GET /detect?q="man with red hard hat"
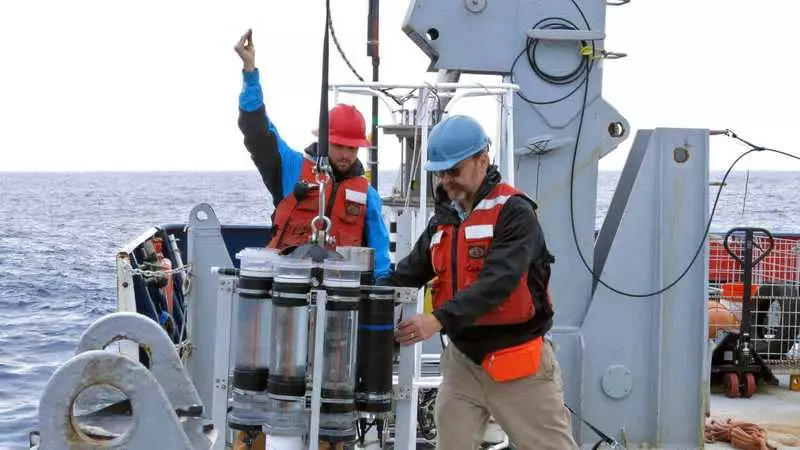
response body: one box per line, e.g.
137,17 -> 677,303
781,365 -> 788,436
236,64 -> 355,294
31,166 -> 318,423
234,29 -> 390,277
232,28 -> 391,450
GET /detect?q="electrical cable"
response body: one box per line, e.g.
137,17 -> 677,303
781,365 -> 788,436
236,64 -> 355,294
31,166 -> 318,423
561,1 -> 800,298
509,0 -> 595,105
741,169 -> 750,217
514,0 -> 800,298
568,62 -> 800,297
328,4 -> 415,106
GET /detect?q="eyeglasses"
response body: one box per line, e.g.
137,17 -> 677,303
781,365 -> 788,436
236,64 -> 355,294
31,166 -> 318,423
433,165 -> 464,179
432,152 -> 483,178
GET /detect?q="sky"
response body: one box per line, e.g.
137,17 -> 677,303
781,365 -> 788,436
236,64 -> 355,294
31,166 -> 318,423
0,0 -> 799,172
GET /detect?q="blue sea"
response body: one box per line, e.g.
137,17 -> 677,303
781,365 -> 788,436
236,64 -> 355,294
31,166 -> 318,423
1,169 -> 798,448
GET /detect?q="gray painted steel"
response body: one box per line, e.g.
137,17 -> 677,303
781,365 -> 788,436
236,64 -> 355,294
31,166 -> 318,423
76,311 -> 204,415
185,203 -> 235,426
35,350 -> 210,449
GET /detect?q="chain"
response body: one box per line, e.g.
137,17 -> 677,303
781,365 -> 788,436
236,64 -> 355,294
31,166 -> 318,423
126,262 -> 193,280
117,258 -> 195,365
119,259 -> 193,296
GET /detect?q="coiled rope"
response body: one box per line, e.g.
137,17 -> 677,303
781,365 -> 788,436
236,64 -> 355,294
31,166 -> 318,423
704,418 -> 775,450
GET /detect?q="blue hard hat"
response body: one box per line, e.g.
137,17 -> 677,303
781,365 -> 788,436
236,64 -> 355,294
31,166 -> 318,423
424,115 -> 490,172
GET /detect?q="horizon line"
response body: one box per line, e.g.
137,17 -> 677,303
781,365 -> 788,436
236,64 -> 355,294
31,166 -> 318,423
1,168 -> 796,174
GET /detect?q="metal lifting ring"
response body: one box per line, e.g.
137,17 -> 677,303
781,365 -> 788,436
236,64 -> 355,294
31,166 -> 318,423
310,215 -> 332,233
315,168 -> 331,185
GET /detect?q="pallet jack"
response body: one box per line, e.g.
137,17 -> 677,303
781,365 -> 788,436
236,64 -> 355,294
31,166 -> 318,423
710,227 -> 779,398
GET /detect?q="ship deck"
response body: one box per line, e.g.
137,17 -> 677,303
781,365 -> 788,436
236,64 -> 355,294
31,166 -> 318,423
706,375 -> 799,449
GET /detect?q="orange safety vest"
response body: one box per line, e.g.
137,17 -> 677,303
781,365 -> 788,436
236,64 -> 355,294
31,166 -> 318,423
430,182 -> 548,326
269,158 -> 369,250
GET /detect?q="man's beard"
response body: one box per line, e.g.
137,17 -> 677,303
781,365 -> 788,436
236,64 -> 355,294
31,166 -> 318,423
332,161 -> 351,173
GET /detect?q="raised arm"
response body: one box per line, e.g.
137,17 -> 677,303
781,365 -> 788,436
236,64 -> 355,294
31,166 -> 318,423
234,29 -> 305,205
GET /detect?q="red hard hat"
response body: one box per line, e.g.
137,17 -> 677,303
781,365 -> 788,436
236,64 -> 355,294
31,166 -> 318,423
313,104 -> 371,148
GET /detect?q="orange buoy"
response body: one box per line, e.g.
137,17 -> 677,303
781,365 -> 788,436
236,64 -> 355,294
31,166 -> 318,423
708,300 -> 739,340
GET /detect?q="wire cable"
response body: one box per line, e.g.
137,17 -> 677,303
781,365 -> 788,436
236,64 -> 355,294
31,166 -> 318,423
560,0 -> 800,298
509,0 -> 595,105
327,4 -> 415,106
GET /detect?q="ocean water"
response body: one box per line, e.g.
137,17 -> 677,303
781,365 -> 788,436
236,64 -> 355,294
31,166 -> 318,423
1,169 -> 798,448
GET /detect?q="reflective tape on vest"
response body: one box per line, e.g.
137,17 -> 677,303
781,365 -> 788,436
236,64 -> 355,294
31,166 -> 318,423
430,230 -> 443,248
429,183 -> 537,326
464,224 -> 494,240
345,188 -> 367,204
473,195 -> 512,211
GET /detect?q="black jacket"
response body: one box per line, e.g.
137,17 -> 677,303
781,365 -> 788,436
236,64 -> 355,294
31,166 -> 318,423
380,167 -> 554,365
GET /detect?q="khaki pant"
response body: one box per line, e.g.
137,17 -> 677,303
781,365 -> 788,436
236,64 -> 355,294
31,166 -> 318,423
434,340 -> 578,450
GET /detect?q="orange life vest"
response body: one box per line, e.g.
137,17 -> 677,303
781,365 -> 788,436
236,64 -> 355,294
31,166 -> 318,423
150,237 -> 174,316
429,182 -> 548,326
269,158 -> 369,250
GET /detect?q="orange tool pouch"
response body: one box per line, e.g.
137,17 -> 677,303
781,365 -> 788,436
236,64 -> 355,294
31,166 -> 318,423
481,336 -> 544,383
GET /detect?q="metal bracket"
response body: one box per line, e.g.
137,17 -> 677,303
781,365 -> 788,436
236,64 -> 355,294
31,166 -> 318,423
76,311 -> 204,415
597,50 -> 628,60
211,274 -> 236,450
526,29 -> 606,41
393,384 -> 411,401
35,350 -> 200,449
394,287 -> 420,304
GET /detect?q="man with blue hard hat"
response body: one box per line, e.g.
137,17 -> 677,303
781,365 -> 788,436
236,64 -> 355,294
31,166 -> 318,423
381,115 -> 578,449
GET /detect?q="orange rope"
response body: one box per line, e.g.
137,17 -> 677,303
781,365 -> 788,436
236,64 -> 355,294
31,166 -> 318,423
704,418 -> 775,450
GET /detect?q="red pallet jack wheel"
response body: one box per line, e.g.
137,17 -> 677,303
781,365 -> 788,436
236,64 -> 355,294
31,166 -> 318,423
724,372 -> 740,398
741,372 -> 757,398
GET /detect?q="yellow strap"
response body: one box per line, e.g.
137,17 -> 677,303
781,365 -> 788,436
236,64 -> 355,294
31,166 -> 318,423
424,285 -> 433,314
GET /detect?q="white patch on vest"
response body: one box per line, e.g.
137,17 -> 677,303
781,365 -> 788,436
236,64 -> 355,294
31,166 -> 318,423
474,195 -> 512,211
464,224 -> 494,240
430,230 -> 443,248
345,189 -> 367,204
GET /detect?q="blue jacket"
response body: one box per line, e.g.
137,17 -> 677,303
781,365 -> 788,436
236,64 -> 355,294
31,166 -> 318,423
238,69 -> 391,280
